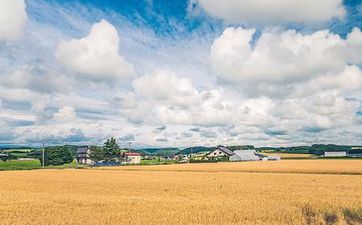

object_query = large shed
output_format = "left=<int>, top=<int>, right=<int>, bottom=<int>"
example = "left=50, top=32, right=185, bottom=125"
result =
left=207, top=146, right=234, bottom=158
left=229, top=150, right=261, bottom=161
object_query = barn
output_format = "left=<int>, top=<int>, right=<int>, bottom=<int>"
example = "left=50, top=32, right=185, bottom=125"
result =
left=229, top=150, right=261, bottom=161
left=207, top=146, right=234, bottom=158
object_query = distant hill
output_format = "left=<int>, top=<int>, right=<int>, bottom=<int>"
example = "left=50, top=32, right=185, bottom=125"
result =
left=227, top=145, right=254, bottom=151
left=134, top=148, right=180, bottom=156
left=256, top=144, right=361, bottom=155
left=178, top=146, right=212, bottom=155
left=179, top=145, right=255, bottom=155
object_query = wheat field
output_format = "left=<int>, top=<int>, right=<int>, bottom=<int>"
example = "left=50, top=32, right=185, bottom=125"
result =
left=97, top=159, right=362, bottom=175
left=262, top=152, right=313, bottom=158
left=0, top=160, right=361, bottom=225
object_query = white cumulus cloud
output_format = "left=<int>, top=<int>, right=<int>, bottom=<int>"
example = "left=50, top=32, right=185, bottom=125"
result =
left=0, top=0, right=27, bottom=41
left=56, top=19, right=134, bottom=81
left=210, top=27, right=362, bottom=96
left=194, top=0, right=345, bottom=25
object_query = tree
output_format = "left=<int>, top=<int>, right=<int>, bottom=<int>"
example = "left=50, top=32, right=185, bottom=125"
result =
left=0, top=154, right=8, bottom=162
left=39, top=146, right=73, bottom=166
left=89, top=146, right=104, bottom=163
left=103, top=137, right=120, bottom=162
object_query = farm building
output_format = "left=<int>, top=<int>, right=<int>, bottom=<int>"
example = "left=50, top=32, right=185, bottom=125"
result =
left=267, top=155, right=281, bottom=161
left=324, top=151, right=347, bottom=157
left=76, top=146, right=93, bottom=164
left=122, top=152, right=141, bottom=164
left=229, top=150, right=261, bottom=161
left=207, top=146, right=234, bottom=158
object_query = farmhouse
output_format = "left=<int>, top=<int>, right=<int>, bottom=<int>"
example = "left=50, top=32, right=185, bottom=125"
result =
left=207, top=146, right=234, bottom=158
left=324, top=151, right=347, bottom=157
left=76, top=146, right=93, bottom=164
left=122, top=152, right=141, bottom=164
left=229, top=150, right=261, bottom=161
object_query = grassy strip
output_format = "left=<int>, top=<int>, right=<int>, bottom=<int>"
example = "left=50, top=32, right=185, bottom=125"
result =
left=0, top=160, right=86, bottom=171
left=0, top=160, right=41, bottom=171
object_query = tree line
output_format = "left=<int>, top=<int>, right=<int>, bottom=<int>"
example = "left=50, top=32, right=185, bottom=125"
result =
left=35, top=137, right=124, bottom=166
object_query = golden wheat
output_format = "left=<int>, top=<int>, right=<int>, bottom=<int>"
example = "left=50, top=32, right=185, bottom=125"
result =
left=0, top=160, right=361, bottom=225
left=262, top=152, right=313, bottom=158
left=97, top=159, right=362, bottom=175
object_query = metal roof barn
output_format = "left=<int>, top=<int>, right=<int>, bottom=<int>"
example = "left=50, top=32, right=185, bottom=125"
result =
left=229, top=150, right=261, bottom=161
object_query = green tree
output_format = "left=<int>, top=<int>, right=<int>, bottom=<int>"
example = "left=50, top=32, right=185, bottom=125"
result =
left=89, top=146, right=104, bottom=163
left=103, top=137, right=119, bottom=162
left=0, top=154, right=8, bottom=162
left=39, top=146, right=73, bottom=166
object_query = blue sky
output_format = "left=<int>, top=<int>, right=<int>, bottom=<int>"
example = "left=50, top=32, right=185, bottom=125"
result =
left=0, top=0, right=362, bottom=147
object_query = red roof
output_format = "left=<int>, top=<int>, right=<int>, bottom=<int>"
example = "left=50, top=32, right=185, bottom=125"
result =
left=124, top=152, right=141, bottom=156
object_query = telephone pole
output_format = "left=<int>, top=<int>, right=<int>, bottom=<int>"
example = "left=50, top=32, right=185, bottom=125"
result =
left=189, top=147, right=193, bottom=163
left=42, top=143, right=45, bottom=168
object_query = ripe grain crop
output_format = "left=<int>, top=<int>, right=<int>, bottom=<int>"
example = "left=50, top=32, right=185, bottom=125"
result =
left=262, top=152, right=313, bottom=159
left=0, top=160, right=361, bottom=225
left=97, top=159, right=362, bottom=175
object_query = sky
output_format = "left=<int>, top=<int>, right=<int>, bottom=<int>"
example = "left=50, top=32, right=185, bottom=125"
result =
left=0, top=0, right=362, bottom=148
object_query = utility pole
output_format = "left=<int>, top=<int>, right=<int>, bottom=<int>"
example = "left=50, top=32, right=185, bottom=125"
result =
left=42, top=143, right=45, bottom=168
left=190, top=147, right=193, bottom=163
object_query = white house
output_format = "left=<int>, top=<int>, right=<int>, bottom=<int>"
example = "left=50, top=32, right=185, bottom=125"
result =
left=207, top=146, right=234, bottom=158
left=229, top=150, right=261, bottom=161
left=123, top=152, right=141, bottom=164
left=76, top=146, right=93, bottom=165
left=324, top=151, right=347, bottom=157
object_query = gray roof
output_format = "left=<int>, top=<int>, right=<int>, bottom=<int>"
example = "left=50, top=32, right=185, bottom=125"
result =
left=230, top=150, right=260, bottom=161
left=234, top=150, right=257, bottom=155
left=76, top=147, right=89, bottom=154
left=216, top=146, right=234, bottom=156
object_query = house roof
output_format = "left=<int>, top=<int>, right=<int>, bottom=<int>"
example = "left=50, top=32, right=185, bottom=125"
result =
left=124, top=152, right=141, bottom=156
left=230, top=150, right=261, bottom=161
left=234, top=149, right=257, bottom=155
left=212, top=146, right=234, bottom=156
left=76, top=147, right=89, bottom=154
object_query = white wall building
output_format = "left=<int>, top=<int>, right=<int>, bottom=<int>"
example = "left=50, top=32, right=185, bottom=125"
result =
left=123, top=152, right=141, bottom=164
left=324, top=151, right=347, bottom=157
left=207, top=146, right=234, bottom=158
left=76, top=146, right=94, bottom=165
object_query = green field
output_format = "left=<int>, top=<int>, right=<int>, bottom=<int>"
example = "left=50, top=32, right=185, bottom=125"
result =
left=0, top=160, right=41, bottom=171
left=0, top=159, right=82, bottom=171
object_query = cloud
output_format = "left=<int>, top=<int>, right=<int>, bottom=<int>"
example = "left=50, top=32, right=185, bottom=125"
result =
left=210, top=27, right=362, bottom=96
left=294, top=65, right=362, bottom=97
left=155, top=125, right=167, bottom=131
left=194, top=0, right=345, bottom=25
left=264, top=128, right=287, bottom=136
left=155, top=137, right=168, bottom=142
left=53, top=106, right=77, bottom=121
left=119, top=134, right=135, bottom=142
left=1, top=0, right=361, bottom=147
left=1, top=65, right=69, bottom=94
left=25, top=128, right=88, bottom=144
left=132, top=70, right=198, bottom=107
left=0, top=0, right=27, bottom=41
left=56, top=19, right=134, bottom=81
